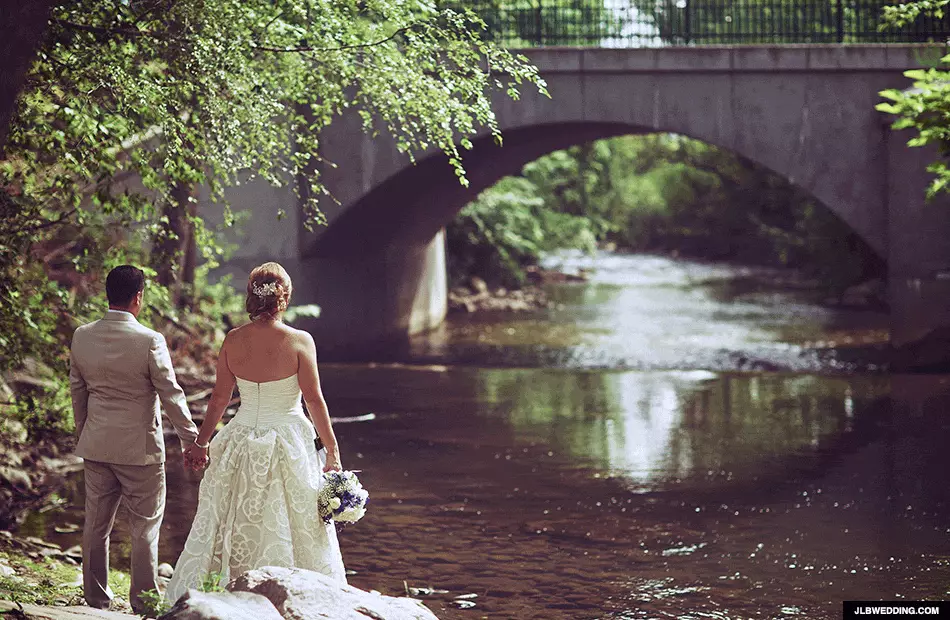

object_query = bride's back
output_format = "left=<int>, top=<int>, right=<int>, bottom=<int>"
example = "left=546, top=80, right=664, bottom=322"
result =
left=225, top=321, right=302, bottom=383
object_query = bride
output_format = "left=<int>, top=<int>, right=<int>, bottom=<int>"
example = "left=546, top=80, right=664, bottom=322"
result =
left=165, top=262, right=346, bottom=602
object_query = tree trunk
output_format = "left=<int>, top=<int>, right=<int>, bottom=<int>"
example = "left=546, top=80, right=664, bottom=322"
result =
left=0, top=0, right=55, bottom=156
left=178, top=195, right=199, bottom=310
left=151, top=180, right=194, bottom=303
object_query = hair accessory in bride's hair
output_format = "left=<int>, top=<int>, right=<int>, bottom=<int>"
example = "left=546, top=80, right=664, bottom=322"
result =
left=252, top=281, right=279, bottom=298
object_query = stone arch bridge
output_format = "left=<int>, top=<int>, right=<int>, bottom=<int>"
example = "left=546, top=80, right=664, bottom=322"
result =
left=217, top=45, right=950, bottom=357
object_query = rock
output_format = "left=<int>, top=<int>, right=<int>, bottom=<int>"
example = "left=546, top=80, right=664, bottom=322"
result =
left=468, top=276, right=488, bottom=295
left=2, top=601, right=144, bottom=618
left=229, top=566, right=439, bottom=620
left=0, top=466, right=33, bottom=493
left=60, top=574, right=83, bottom=588
left=63, top=545, right=83, bottom=562
left=0, top=558, right=15, bottom=577
left=0, top=419, right=27, bottom=444
left=25, top=536, right=60, bottom=549
left=159, top=589, right=282, bottom=620
left=158, top=563, right=175, bottom=579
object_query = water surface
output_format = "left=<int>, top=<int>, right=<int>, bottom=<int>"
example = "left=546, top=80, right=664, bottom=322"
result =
left=22, top=254, right=950, bottom=619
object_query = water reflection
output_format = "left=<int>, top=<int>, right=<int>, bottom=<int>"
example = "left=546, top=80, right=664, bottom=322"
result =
left=476, top=368, right=889, bottom=491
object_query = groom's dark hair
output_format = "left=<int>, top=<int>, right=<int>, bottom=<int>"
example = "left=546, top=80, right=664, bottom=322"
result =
left=106, top=265, right=146, bottom=306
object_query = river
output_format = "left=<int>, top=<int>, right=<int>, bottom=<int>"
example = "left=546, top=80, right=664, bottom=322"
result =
left=20, top=253, right=950, bottom=619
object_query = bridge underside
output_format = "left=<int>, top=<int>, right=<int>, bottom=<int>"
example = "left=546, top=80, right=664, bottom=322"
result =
left=215, top=46, right=950, bottom=363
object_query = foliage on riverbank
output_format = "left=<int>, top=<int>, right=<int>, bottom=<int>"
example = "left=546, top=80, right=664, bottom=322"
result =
left=446, top=134, right=885, bottom=296
left=0, top=531, right=131, bottom=609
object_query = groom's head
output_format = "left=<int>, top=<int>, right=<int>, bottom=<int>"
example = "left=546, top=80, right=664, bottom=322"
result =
left=106, top=265, right=146, bottom=316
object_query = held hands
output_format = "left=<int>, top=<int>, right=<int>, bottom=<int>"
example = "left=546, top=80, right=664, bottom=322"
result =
left=183, top=442, right=210, bottom=472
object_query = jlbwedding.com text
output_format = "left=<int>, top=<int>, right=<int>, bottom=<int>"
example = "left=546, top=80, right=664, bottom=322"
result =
left=853, top=606, right=940, bottom=615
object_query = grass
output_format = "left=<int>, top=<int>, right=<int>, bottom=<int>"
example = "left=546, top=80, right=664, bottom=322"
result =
left=0, top=545, right=131, bottom=609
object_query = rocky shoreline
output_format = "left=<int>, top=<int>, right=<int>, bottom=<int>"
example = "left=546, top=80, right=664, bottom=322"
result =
left=447, top=268, right=589, bottom=314
left=0, top=423, right=83, bottom=531
left=0, top=531, right=439, bottom=620
left=449, top=265, right=888, bottom=316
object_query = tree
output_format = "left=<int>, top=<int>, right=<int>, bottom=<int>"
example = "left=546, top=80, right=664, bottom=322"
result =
left=0, top=1, right=56, bottom=153
left=448, top=133, right=883, bottom=292
left=0, top=1, right=547, bottom=430
left=878, top=1, right=950, bottom=200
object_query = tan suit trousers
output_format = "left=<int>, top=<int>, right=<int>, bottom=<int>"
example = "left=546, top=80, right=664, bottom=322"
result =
left=82, top=460, right=165, bottom=611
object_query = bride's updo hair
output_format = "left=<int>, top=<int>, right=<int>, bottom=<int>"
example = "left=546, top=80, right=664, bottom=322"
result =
left=246, top=262, right=292, bottom=322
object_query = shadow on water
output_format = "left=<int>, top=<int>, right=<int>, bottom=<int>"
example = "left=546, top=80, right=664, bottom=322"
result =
left=20, top=254, right=950, bottom=619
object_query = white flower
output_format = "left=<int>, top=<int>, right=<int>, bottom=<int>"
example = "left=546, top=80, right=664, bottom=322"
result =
left=339, top=506, right=365, bottom=522
left=328, top=497, right=342, bottom=510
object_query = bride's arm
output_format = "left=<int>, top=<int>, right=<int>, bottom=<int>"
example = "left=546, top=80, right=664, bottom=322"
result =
left=185, top=336, right=236, bottom=469
left=297, top=332, right=341, bottom=472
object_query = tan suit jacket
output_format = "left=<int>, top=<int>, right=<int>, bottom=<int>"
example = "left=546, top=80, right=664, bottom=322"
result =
left=69, top=310, right=199, bottom=465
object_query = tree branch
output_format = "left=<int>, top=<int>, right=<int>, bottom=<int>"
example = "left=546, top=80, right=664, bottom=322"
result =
left=5, top=208, right=78, bottom=235
left=252, top=23, right=419, bottom=53
left=52, top=18, right=145, bottom=38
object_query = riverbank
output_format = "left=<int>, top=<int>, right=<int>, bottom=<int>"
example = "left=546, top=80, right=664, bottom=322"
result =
left=449, top=277, right=546, bottom=314
left=0, top=427, right=83, bottom=530
left=0, top=529, right=138, bottom=617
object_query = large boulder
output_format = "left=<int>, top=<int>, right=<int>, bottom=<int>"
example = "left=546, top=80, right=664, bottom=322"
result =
left=229, top=566, right=438, bottom=620
left=158, top=589, right=283, bottom=620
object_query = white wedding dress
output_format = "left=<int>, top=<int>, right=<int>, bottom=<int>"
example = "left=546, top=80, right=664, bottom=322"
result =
left=165, top=374, right=346, bottom=602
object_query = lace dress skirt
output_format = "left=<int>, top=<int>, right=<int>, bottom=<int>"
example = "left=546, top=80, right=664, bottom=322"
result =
left=165, top=376, right=346, bottom=602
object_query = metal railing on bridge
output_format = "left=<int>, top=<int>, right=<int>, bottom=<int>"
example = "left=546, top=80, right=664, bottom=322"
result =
left=437, top=0, right=950, bottom=46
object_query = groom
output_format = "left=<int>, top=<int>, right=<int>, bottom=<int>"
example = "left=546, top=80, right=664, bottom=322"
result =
left=69, top=265, right=204, bottom=612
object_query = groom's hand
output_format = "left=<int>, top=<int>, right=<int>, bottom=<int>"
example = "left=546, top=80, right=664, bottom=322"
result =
left=183, top=443, right=209, bottom=471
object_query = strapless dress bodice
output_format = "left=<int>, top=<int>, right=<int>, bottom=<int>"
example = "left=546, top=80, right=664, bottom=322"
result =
left=232, top=374, right=306, bottom=427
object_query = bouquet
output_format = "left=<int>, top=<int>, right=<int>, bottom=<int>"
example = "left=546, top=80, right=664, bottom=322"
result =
left=318, top=470, right=369, bottom=525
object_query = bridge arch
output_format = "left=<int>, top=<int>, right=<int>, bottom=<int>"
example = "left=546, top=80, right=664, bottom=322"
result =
left=311, top=119, right=881, bottom=259
left=217, top=45, right=950, bottom=356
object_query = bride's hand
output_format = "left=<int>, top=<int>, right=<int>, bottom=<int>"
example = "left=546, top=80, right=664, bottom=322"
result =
left=323, top=453, right=342, bottom=473
left=184, top=443, right=209, bottom=471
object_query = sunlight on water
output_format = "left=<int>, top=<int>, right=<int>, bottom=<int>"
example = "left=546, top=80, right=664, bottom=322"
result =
left=417, top=251, right=887, bottom=372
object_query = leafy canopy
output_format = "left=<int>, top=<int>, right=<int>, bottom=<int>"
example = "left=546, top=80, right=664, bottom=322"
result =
left=4, top=0, right=547, bottom=234
left=876, top=1, right=950, bottom=200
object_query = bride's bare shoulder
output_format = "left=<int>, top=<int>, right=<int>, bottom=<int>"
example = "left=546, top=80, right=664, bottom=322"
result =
left=286, top=325, right=315, bottom=344
left=222, top=323, right=250, bottom=343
